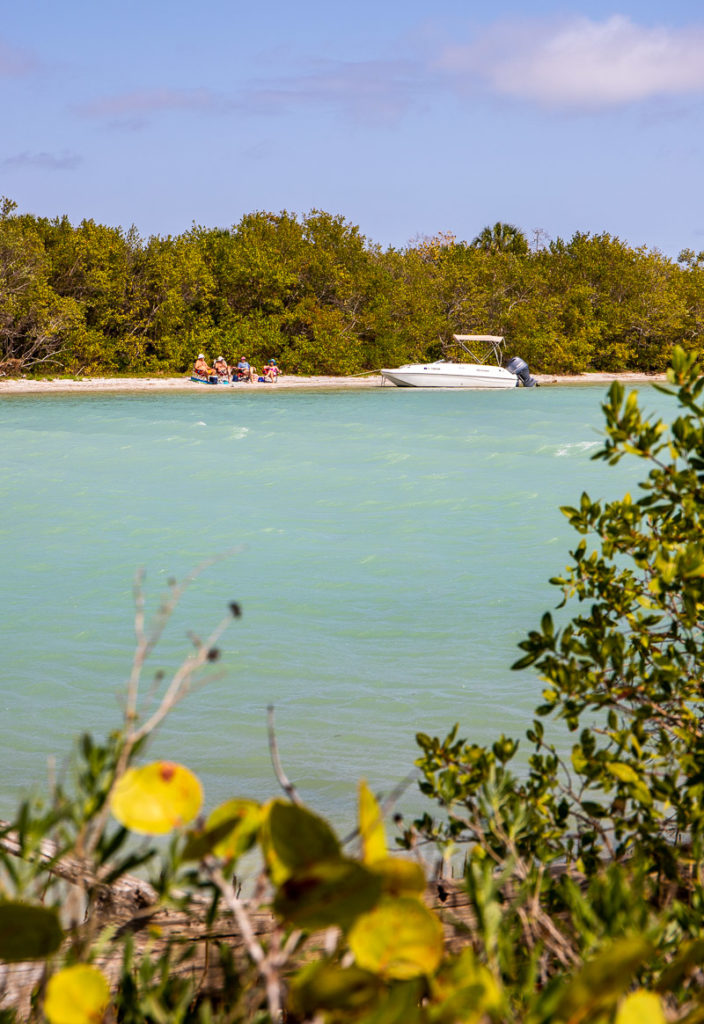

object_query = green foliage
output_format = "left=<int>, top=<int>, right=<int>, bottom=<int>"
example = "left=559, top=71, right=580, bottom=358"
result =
left=409, top=346, right=704, bottom=1019
left=1, top=197, right=703, bottom=376
left=471, top=223, right=529, bottom=256
left=0, top=902, right=63, bottom=961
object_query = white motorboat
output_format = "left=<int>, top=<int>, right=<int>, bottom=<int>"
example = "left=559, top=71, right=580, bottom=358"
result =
left=380, top=335, right=536, bottom=389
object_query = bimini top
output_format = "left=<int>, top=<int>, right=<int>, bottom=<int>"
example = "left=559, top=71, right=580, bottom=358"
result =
left=451, top=334, right=506, bottom=366
left=452, top=334, right=504, bottom=343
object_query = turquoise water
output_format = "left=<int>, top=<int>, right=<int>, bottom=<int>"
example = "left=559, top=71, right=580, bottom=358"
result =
left=0, top=384, right=674, bottom=829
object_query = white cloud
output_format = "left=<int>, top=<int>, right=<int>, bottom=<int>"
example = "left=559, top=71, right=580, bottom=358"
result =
left=439, top=15, right=704, bottom=109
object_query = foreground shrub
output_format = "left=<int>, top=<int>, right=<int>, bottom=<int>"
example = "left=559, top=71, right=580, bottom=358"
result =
left=410, top=346, right=704, bottom=1018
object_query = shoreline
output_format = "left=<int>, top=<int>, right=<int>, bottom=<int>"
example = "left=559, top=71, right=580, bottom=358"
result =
left=0, top=371, right=667, bottom=394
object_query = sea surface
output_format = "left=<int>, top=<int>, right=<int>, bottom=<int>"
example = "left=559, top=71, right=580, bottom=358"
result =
left=0, top=383, right=675, bottom=832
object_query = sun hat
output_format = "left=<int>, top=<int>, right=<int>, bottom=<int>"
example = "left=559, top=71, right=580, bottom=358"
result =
left=198, top=353, right=205, bottom=359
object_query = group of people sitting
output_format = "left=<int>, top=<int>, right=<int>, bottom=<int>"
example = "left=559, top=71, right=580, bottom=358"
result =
left=192, top=353, right=280, bottom=384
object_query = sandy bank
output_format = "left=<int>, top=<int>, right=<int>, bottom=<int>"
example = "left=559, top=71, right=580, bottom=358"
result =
left=0, top=371, right=666, bottom=395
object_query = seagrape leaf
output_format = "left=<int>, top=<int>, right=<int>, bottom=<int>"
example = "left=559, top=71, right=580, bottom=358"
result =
left=615, top=990, right=665, bottom=1024
left=262, top=799, right=341, bottom=884
left=182, top=817, right=240, bottom=862
left=274, top=857, right=382, bottom=930
left=358, top=978, right=425, bottom=1024
left=372, top=856, right=426, bottom=897
left=183, top=798, right=261, bottom=862
left=348, top=896, right=444, bottom=980
left=289, top=960, right=381, bottom=1016
left=554, top=936, right=652, bottom=1020
left=44, top=965, right=110, bottom=1024
left=111, top=761, right=203, bottom=834
left=359, top=780, right=386, bottom=865
left=0, top=901, right=63, bottom=961
left=430, top=947, right=502, bottom=1023
left=208, top=798, right=261, bottom=858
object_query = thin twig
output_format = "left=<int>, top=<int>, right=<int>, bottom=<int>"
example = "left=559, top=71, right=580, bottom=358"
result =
left=267, top=706, right=302, bottom=805
left=205, top=860, right=283, bottom=1022
left=84, top=562, right=241, bottom=856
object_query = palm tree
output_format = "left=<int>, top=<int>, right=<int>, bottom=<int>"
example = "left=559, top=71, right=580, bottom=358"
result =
left=471, top=222, right=528, bottom=255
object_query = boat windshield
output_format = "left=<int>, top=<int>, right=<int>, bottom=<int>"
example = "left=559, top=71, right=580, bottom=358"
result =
left=451, top=335, right=506, bottom=365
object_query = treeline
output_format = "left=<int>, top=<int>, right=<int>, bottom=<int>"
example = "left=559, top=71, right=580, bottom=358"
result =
left=1, top=195, right=704, bottom=377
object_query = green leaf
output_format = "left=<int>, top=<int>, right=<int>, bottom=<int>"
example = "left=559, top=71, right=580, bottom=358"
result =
left=183, top=798, right=261, bottom=862
left=262, top=799, right=341, bottom=883
left=289, top=961, right=381, bottom=1016
left=182, top=816, right=243, bottom=862
left=0, top=901, right=63, bottom=961
left=655, top=938, right=704, bottom=992
left=429, top=947, right=502, bottom=1024
left=356, top=979, right=425, bottom=1024
left=273, top=857, right=382, bottom=930
left=554, top=936, right=652, bottom=1021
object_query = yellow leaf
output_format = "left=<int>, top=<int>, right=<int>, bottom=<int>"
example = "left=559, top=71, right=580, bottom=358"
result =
left=571, top=747, right=588, bottom=773
left=371, top=856, right=426, bottom=897
left=615, top=990, right=665, bottom=1024
left=111, top=761, right=203, bottom=834
left=358, top=780, right=386, bottom=865
left=44, top=965, right=110, bottom=1024
left=348, top=896, right=444, bottom=980
left=206, top=798, right=262, bottom=860
left=606, top=762, right=640, bottom=786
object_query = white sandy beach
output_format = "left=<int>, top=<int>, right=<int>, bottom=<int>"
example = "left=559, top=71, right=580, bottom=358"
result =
left=0, top=371, right=667, bottom=394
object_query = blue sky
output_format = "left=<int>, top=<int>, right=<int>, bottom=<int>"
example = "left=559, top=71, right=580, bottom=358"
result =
left=2, top=0, right=703, bottom=256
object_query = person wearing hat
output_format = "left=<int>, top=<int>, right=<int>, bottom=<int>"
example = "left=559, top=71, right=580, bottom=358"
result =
left=193, top=353, right=213, bottom=378
left=214, top=356, right=230, bottom=380
left=262, top=358, right=280, bottom=382
left=235, top=355, right=257, bottom=382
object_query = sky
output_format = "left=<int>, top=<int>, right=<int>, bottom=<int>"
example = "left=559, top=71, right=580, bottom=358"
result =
left=2, top=0, right=704, bottom=257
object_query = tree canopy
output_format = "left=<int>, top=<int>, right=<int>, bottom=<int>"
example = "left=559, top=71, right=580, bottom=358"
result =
left=1, top=200, right=703, bottom=377
left=470, top=222, right=529, bottom=256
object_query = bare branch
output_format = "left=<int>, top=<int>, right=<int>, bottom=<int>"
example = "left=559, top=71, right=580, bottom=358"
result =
left=267, top=706, right=302, bottom=805
left=205, top=860, right=284, bottom=1022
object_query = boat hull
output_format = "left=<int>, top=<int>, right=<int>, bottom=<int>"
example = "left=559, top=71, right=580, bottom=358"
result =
left=380, top=363, right=517, bottom=389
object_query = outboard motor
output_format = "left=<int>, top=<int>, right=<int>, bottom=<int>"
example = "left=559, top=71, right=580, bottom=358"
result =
left=506, top=355, right=538, bottom=387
